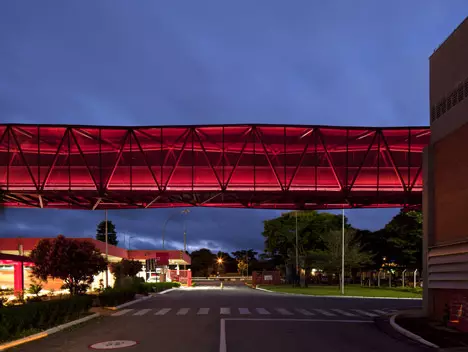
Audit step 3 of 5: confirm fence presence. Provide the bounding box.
[252,271,281,287]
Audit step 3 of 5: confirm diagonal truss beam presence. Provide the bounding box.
[348,130,378,191]
[10,127,39,191]
[131,130,161,191]
[287,128,315,191]
[317,128,344,191]
[380,131,407,191]
[103,130,131,190]
[193,129,223,189]
[255,128,284,191]
[224,127,252,190]
[69,129,99,190]
[41,129,69,190]
[164,129,191,190]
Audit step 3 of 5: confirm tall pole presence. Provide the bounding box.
[105,209,109,288]
[295,211,299,278]
[341,208,345,295]
[183,219,187,271]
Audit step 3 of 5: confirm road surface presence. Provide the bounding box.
[10,284,427,352]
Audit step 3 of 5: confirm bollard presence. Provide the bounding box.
[220,282,224,290]
[402,269,407,287]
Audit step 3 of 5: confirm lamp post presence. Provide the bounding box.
[341,208,345,295]
[295,211,299,285]
[161,209,190,268]
[128,236,135,250]
[105,209,109,288]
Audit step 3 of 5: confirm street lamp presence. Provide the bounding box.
[161,208,190,249]
[128,236,135,250]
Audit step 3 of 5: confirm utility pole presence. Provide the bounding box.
[183,219,187,271]
[341,208,345,295]
[295,211,299,283]
[105,209,109,288]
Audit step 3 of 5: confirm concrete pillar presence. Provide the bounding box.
[423,146,435,316]
[13,261,24,293]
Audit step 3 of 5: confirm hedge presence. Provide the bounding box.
[98,288,136,307]
[0,295,92,343]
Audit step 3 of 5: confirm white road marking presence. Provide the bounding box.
[223,318,373,323]
[219,319,227,352]
[239,308,251,315]
[313,309,336,317]
[133,309,151,316]
[331,309,356,317]
[220,307,231,315]
[155,308,171,316]
[197,308,210,315]
[276,308,293,315]
[111,309,134,316]
[373,309,387,315]
[256,308,271,315]
[177,308,190,315]
[296,308,315,316]
[353,309,378,317]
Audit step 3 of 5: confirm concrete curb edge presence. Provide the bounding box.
[111,295,152,310]
[255,286,423,300]
[389,313,439,349]
[158,287,180,295]
[0,313,100,351]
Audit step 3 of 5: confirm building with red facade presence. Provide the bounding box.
[0,236,191,292]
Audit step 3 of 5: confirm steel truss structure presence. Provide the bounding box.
[0,124,430,210]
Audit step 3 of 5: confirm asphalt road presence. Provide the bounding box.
[10,284,427,352]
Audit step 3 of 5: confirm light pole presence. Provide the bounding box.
[295,211,299,284]
[105,209,109,288]
[341,208,345,295]
[161,208,190,249]
[128,236,135,250]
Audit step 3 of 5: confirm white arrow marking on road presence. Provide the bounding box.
[220,308,231,315]
[276,308,293,315]
[111,309,134,316]
[295,309,314,316]
[373,309,387,315]
[353,309,378,317]
[197,308,210,315]
[239,308,251,315]
[256,308,271,315]
[177,308,190,315]
[155,308,171,316]
[313,309,336,316]
[331,309,356,317]
[133,309,151,316]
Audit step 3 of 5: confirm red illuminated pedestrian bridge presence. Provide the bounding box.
[0,124,430,210]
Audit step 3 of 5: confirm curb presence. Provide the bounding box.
[105,295,153,311]
[255,287,422,300]
[389,313,439,349]
[158,287,180,295]
[0,313,100,351]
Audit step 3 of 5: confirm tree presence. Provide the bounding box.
[110,259,143,288]
[30,235,108,295]
[96,220,118,246]
[190,248,216,277]
[216,251,237,273]
[308,229,373,287]
[383,209,422,270]
[237,260,248,276]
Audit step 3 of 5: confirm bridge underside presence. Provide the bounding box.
[0,124,430,210]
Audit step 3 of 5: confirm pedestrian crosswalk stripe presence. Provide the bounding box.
[111,309,133,316]
[111,307,396,318]
[331,309,356,317]
[155,308,171,316]
[256,308,270,315]
[313,309,336,316]
[353,309,377,317]
[133,309,151,316]
[295,308,314,316]
[276,308,293,315]
[197,308,210,315]
[177,308,190,315]
[239,308,250,315]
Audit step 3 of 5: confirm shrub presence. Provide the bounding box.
[145,282,181,293]
[98,288,136,307]
[0,295,92,342]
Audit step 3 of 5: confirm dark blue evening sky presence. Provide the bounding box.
[0,1,466,253]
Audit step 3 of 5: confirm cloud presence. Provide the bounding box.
[1,0,465,251]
